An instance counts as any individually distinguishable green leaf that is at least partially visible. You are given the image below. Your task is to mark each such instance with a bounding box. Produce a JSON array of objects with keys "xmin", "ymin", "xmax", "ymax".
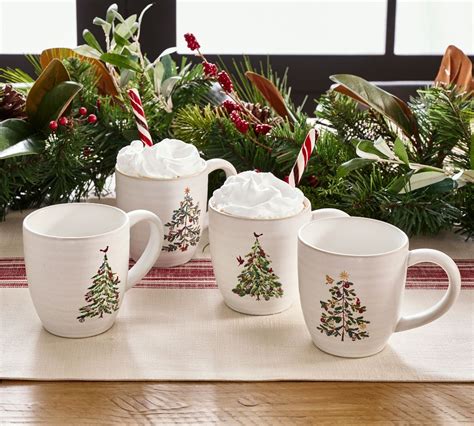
[
  {"xmin": 32, "ymin": 81, "xmax": 82, "ymax": 129},
  {"xmin": 93, "ymin": 17, "xmax": 111, "ymax": 35},
  {"xmin": 82, "ymin": 29, "xmax": 103, "ymax": 53},
  {"xmin": 115, "ymin": 14, "xmax": 137, "ymax": 38},
  {"xmin": 399, "ymin": 171, "xmax": 447, "ymax": 194},
  {"xmin": 153, "ymin": 61, "xmax": 164, "ymax": 93},
  {"xmin": 26, "ymin": 59, "xmax": 69, "ymax": 123},
  {"xmin": 470, "ymin": 119, "xmax": 474, "ymax": 169},
  {"xmin": 0, "ymin": 119, "xmax": 41, "ymax": 159},
  {"xmin": 100, "ymin": 53, "xmax": 141, "ymax": 72},
  {"xmin": 330, "ymin": 74, "xmax": 417, "ymax": 138},
  {"xmin": 161, "ymin": 54, "xmax": 176, "ymax": 81},
  {"xmin": 337, "ymin": 158, "xmax": 375, "ymax": 177},
  {"xmin": 387, "ymin": 174, "xmax": 411, "ymax": 193},
  {"xmin": 394, "ymin": 137, "xmax": 410, "ymax": 165},
  {"xmin": 113, "ymin": 30, "xmax": 130, "ymax": 47},
  {"xmin": 356, "ymin": 140, "xmax": 387, "ymax": 160}
]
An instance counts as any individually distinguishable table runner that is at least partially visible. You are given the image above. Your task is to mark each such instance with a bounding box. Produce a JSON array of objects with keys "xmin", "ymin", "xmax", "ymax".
[{"xmin": 1, "ymin": 258, "xmax": 473, "ymax": 382}]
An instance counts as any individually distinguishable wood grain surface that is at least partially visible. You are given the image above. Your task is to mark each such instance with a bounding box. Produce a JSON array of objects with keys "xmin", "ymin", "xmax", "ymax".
[{"xmin": 1, "ymin": 381, "xmax": 473, "ymax": 424}]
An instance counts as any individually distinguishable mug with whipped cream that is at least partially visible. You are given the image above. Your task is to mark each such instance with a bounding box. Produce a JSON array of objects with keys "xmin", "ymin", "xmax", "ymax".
[
  {"xmin": 116, "ymin": 138, "xmax": 237, "ymax": 267},
  {"xmin": 208, "ymin": 171, "xmax": 348, "ymax": 315}
]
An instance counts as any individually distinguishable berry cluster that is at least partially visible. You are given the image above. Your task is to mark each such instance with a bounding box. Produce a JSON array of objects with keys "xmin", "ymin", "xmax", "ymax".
[
  {"xmin": 48, "ymin": 106, "xmax": 97, "ymax": 133},
  {"xmin": 217, "ymin": 71, "xmax": 233, "ymax": 93},
  {"xmin": 230, "ymin": 110, "xmax": 249, "ymax": 134},
  {"xmin": 254, "ymin": 124, "xmax": 272, "ymax": 135},
  {"xmin": 184, "ymin": 33, "xmax": 200, "ymax": 51},
  {"xmin": 222, "ymin": 100, "xmax": 240, "ymax": 114},
  {"xmin": 202, "ymin": 61, "xmax": 218, "ymax": 77}
]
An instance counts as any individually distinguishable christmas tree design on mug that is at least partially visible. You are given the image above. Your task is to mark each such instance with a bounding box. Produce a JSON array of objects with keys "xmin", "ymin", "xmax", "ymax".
[
  {"xmin": 77, "ymin": 246, "xmax": 120, "ymax": 322},
  {"xmin": 317, "ymin": 272, "xmax": 370, "ymax": 341},
  {"xmin": 232, "ymin": 232, "xmax": 284, "ymax": 301},
  {"xmin": 163, "ymin": 187, "xmax": 201, "ymax": 252}
]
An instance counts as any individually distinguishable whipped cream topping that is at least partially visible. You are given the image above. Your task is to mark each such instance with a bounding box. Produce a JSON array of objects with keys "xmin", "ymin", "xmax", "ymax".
[
  {"xmin": 116, "ymin": 138, "xmax": 206, "ymax": 179},
  {"xmin": 211, "ymin": 171, "xmax": 305, "ymax": 219}
]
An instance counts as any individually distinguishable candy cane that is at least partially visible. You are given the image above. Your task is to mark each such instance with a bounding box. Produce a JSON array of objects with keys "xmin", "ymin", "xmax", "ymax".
[
  {"xmin": 287, "ymin": 128, "xmax": 318, "ymax": 187},
  {"xmin": 127, "ymin": 89, "xmax": 153, "ymax": 147}
]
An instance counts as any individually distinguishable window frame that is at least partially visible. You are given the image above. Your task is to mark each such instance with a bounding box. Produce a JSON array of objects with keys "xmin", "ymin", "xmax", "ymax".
[{"xmin": 0, "ymin": 0, "xmax": 469, "ymax": 104}]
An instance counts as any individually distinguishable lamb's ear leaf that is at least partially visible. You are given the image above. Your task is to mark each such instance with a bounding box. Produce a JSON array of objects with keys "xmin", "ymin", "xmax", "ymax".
[
  {"xmin": 245, "ymin": 71, "xmax": 294, "ymax": 121},
  {"xmin": 26, "ymin": 59, "xmax": 69, "ymax": 121},
  {"xmin": 330, "ymin": 74, "xmax": 418, "ymax": 138}
]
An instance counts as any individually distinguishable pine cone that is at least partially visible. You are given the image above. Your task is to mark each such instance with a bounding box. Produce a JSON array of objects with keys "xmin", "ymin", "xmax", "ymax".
[
  {"xmin": 242, "ymin": 102, "xmax": 271, "ymax": 122},
  {"xmin": 0, "ymin": 85, "xmax": 27, "ymax": 120}
]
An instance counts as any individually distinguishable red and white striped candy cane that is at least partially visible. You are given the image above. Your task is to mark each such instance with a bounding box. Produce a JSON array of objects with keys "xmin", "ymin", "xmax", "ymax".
[
  {"xmin": 127, "ymin": 88, "xmax": 153, "ymax": 147},
  {"xmin": 287, "ymin": 128, "xmax": 318, "ymax": 187}
]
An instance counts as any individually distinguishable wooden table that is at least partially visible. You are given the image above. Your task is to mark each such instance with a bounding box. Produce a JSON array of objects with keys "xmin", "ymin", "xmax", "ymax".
[
  {"xmin": 1, "ymin": 210, "xmax": 473, "ymax": 424},
  {"xmin": 1, "ymin": 381, "xmax": 473, "ymax": 424}
]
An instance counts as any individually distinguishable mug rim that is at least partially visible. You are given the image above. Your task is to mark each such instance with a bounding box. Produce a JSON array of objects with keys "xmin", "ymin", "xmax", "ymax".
[
  {"xmin": 298, "ymin": 216, "xmax": 409, "ymax": 258},
  {"xmin": 115, "ymin": 159, "xmax": 207, "ymax": 182},
  {"xmin": 23, "ymin": 202, "xmax": 129, "ymax": 240},
  {"xmin": 208, "ymin": 196, "xmax": 311, "ymax": 222}
]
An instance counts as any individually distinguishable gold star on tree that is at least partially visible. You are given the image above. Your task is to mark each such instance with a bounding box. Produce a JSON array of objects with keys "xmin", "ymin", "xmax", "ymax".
[{"xmin": 340, "ymin": 271, "xmax": 349, "ymax": 281}]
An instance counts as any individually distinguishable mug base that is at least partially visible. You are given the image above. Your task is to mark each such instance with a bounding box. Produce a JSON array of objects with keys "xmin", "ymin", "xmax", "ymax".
[
  {"xmin": 223, "ymin": 299, "xmax": 293, "ymax": 316},
  {"xmin": 42, "ymin": 322, "xmax": 115, "ymax": 339},
  {"xmin": 312, "ymin": 340, "xmax": 387, "ymax": 358}
]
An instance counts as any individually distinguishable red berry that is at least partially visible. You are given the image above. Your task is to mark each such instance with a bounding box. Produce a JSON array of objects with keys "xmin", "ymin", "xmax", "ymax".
[
  {"xmin": 255, "ymin": 124, "xmax": 272, "ymax": 135},
  {"xmin": 223, "ymin": 100, "xmax": 239, "ymax": 114},
  {"xmin": 79, "ymin": 107, "xmax": 87, "ymax": 116},
  {"xmin": 202, "ymin": 61, "xmax": 218, "ymax": 77},
  {"xmin": 321, "ymin": 318, "xmax": 326, "ymax": 323},
  {"xmin": 58, "ymin": 116, "xmax": 68, "ymax": 126},
  {"xmin": 87, "ymin": 114, "xmax": 97, "ymax": 124},
  {"xmin": 217, "ymin": 71, "xmax": 233, "ymax": 92},
  {"xmin": 49, "ymin": 120, "xmax": 58, "ymax": 131},
  {"xmin": 184, "ymin": 33, "xmax": 200, "ymax": 51},
  {"xmin": 344, "ymin": 283, "xmax": 350, "ymax": 288},
  {"xmin": 308, "ymin": 175, "xmax": 319, "ymax": 187}
]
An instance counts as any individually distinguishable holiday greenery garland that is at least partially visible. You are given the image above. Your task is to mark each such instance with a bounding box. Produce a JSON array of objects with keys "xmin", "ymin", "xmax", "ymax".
[{"xmin": 0, "ymin": 3, "xmax": 472, "ymax": 239}]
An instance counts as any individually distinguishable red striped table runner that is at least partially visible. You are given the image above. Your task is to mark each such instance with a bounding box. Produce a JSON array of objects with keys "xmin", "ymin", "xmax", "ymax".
[{"xmin": 0, "ymin": 258, "xmax": 472, "ymax": 290}]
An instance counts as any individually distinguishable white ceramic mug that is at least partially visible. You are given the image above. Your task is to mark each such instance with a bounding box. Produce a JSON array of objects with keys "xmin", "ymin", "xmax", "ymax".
[
  {"xmin": 116, "ymin": 159, "xmax": 236, "ymax": 268},
  {"xmin": 298, "ymin": 209, "xmax": 461, "ymax": 358},
  {"xmin": 209, "ymin": 196, "xmax": 348, "ymax": 315},
  {"xmin": 23, "ymin": 203, "xmax": 164, "ymax": 338}
]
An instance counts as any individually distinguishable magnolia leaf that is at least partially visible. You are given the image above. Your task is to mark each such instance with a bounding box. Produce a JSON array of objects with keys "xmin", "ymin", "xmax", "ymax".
[
  {"xmin": 40, "ymin": 48, "xmax": 118, "ymax": 96},
  {"xmin": 337, "ymin": 158, "xmax": 375, "ymax": 177},
  {"xmin": 26, "ymin": 59, "xmax": 69, "ymax": 122},
  {"xmin": 373, "ymin": 137, "xmax": 396, "ymax": 159},
  {"xmin": 100, "ymin": 52, "xmax": 141, "ymax": 72},
  {"xmin": 356, "ymin": 140, "xmax": 387, "ymax": 160},
  {"xmin": 245, "ymin": 71, "xmax": 294, "ymax": 121},
  {"xmin": 399, "ymin": 171, "xmax": 447, "ymax": 194},
  {"xmin": 32, "ymin": 81, "xmax": 82, "ymax": 129},
  {"xmin": 162, "ymin": 76, "xmax": 181, "ymax": 98},
  {"xmin": 394, "ymin": 137, "xmax": 409, "ymax": 165},
  {"xmin": 82, "ymin": 29, "xmax": 103, "ymax": 53},
  {"xmin": 330, "ymin": 74, "xmax": 418, "ymax": 138},
  {"xmin": 0, "ymin": 119, "xmax": 41, "ymax": 159},
  {"xmin": 434, "ymin": 45, "xmax": 473, "ymax": 93}
]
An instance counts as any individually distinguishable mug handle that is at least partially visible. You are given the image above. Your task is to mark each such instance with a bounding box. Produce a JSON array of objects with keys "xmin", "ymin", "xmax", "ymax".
[
  {"xmin": 311, "ymin": 208, "xmax": 350, "ymax": 221},
  {"xmin": 126, "ymin": 210, "xmax": 164, "ymax": 291},
  {"xmin": 202, "ymin": 159, "xmax": 237, "ymax": 229},
  {"xmin": 395, "ymin": 249, "xmax": 461, "ymax": 332}
]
